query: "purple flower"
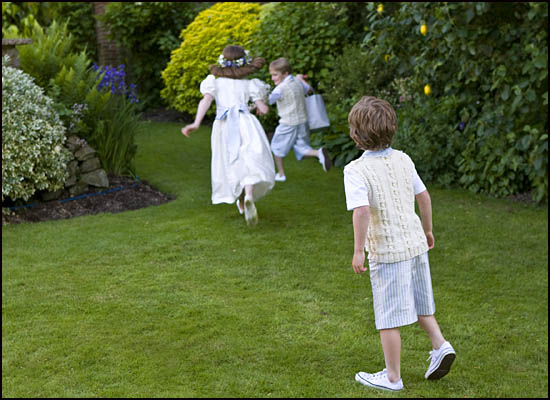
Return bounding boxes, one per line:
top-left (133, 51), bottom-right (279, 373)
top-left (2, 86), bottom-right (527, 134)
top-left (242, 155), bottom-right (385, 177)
top-left (458, 122), bottom-right (465, 131)
top-left (92, 64), bottom-right (139, 103)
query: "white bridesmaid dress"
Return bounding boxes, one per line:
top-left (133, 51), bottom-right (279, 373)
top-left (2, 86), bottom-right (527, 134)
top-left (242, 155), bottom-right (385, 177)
top-left (199, 74), bottom-right (275, 205)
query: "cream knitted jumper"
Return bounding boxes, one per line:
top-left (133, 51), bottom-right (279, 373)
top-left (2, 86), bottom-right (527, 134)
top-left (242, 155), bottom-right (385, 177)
top-left (275, 77), bottom-right (308, 126)
top-left (345, 150), bottom-right (428, 263)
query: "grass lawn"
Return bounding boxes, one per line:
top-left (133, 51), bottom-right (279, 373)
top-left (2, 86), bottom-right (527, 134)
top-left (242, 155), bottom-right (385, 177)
top-left (2, 121), bottom-right (548, 398)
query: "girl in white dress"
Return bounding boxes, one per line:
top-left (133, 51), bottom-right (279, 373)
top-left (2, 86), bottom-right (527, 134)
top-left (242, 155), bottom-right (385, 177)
top-left (182, 45), bottom-right (275, 226)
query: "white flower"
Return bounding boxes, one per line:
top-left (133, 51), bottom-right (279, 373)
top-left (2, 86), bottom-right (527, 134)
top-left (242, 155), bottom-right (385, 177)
top-left (217, 50), bottom-right (252, 68)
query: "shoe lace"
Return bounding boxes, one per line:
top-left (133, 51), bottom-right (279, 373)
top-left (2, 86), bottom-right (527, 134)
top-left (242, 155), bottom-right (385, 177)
top-left (372, 369), bottom-right (388, 378)
top-left (426, 350), bottom-right (434, 362)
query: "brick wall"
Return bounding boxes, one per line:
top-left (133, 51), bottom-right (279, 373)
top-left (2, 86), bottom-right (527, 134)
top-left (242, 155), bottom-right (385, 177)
top-left (93, 2), bottom-right (122, 66)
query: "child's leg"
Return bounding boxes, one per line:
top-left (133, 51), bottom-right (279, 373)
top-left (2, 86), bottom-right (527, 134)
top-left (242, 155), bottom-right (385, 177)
top-left (274, 156), bottom-right (285, 177)
top-left (244, 184), bottom-right (254, 200)
top-left (293, 124), bottom-right (317, 159)
top-left (271, 124), bottom-right (295, 178)
top-left (237, 190), bottom-right (245, 211)
top-left (380, 328), bottom-right (401, 382)
top-left (302, 149), bottom-right (319, 157)
top-left (243, 184), bottom-right (257, 226)
top-left (417, 315), bottom-right (445, 350)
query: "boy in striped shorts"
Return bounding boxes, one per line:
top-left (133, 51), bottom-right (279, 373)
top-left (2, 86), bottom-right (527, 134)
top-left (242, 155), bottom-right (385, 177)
top-left (268, 58), bottom-right (332, 182)
top-left (344, 96), bottom-right (455, 392)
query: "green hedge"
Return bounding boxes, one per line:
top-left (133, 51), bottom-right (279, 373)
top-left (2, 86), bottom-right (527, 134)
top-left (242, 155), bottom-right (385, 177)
top-left (320, 2), bottom-right (548, 202)
top-left (99, 2), bottom-right (208, 110)
top-left (250, 2), bottom-right (369, 133)
top-left (161, 2), bottom-right (262, 115)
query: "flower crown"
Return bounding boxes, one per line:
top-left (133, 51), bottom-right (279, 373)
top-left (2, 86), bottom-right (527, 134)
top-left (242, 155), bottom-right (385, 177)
top-left (217, 50), bottom-right (252, 68)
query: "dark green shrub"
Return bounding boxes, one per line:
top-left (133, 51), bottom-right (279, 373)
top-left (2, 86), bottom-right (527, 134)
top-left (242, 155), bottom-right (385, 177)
top-left (250, 2), bottom-right (370, 133)
top-left (99, 2), bottom-right (209, 110)
top-left (1, 2), bottom-right (56, 37)
top-left (92, 95), bottom-right (141, 176)
top-left (316, 2), bottom-right (547, 202)
top-left (315, 43), bottom-right (401, 167)
top-left (17, 20), bottom-right (140, 176)
top-left (49, 2), bottom-right (97, 61)
top-left (251, 2), bottom-right (368, 88)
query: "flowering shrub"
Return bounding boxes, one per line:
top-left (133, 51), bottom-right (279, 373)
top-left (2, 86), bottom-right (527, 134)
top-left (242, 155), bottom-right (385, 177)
top-left (2, 57), bottom-right (71, 203)
top-left (92, 64), bottom-right (139, 103)
top-left (315, 2), bottom-right (547, 202)
top-left (161, 2), bottom-right (262, 114)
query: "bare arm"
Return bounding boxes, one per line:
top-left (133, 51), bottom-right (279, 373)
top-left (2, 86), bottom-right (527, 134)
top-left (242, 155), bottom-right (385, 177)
top-left (181, 94), bottom-right (214, 137)
top-left (352, 206), bottom-right (370, 274)
top-left (415, 190), bottom-right (434, 249)
top-left (254, 99), bottom-right (269, 115)
top-left (295, 74), bottom-right (313, 94)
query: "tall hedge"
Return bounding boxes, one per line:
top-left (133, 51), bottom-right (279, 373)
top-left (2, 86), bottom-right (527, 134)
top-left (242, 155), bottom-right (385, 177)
top-left (99, 2), bottom-right (208, 110)
top-left (160, 2), bottom-right (262, 115)
top-left (250, 2), bottom-right (368, 88)
top-left (248, 2), bottom-right (369, 133)
top-left (321, 2), bottom-right (548, 202)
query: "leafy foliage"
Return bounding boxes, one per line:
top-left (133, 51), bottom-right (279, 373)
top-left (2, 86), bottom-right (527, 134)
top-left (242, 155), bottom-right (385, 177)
top-left (318, 2), bottom-right (548, 202)
top-left (99, 2), bottom-right (208, 110)
top-left (250, 2), bottom-right (370, 133)
top-left (160, 2), bottom-right (262, 114)
top-left (16, 20), bottom-right (82, 89)
top-left (252, 2), bottom-right (367, 89)
top-left (48, 2), bottom-right (97, 61)
top-left (91, 96), bottom-right (141, 176)
top-left (17, 20), bottom-right (140, 177)
top-left (2, 57), bottom-right (71, 203)
top-left (1, 1), bottom-right (56, 37)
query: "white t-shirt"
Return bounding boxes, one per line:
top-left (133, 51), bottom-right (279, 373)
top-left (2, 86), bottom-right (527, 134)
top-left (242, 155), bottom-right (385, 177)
top-left (344, 148), bottom-right (426, 210)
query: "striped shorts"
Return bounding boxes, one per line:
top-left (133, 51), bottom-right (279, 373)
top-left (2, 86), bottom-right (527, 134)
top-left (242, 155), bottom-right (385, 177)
top-left (368, 252), bottom-right (436, 330)
top-left (270, 122), bottom-right (312, 160)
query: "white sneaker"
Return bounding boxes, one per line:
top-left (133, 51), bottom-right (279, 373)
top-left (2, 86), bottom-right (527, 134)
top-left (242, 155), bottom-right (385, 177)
top-left (355, 369), bottom-right (403, 391)
top-left (235, 199), bottom-right (244, 215)
top-left (275, 172), bottom-right (286, 182)
top-left (318, 147), bottom-right (332, 172)
top-left (244, 195), bottom-right (258, 226)
top-left (425, 341), bottom-right (456, 380)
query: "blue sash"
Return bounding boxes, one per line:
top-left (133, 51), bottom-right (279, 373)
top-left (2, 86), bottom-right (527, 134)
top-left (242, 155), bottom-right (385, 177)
top-left (215, 104), bottom-right (249, 164)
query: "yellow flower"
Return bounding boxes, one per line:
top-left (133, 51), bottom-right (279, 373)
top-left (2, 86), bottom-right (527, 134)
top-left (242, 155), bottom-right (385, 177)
top-left (420, 24), bottom-right (428, 36)
top-left (377, 4), bottom-right (384, 14)
top-left (384, 54), bottom-right (391, 62)
top-left (424, 84), bottom-right (431, 96)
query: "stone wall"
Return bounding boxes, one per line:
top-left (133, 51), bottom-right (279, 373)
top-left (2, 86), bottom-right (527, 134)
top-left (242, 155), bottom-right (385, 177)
top-left (41, 136), bottom-right (109, 202)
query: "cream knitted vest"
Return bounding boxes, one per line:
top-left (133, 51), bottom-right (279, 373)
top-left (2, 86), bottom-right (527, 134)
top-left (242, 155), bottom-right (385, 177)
top-left (346, 150), bottom-right (428, 263)
top-left (275, 77), bottom-right (308, 126)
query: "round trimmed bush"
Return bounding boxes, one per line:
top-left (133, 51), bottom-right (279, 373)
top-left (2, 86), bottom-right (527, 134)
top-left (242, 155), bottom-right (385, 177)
top-left (2, 56), bottom-right (71, 203)
top-left (160, 2), bottom-right (262, 114)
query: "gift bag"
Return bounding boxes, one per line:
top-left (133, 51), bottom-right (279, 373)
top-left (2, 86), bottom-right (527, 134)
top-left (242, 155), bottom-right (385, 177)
top-left (305, 94), bottom-right (330, 130)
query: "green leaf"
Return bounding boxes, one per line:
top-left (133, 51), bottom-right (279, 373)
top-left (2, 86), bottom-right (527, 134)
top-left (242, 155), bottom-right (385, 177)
top-left (465, 8), bottom-right (475, 23)
top-left (500, 85), bottom-right (510, 101)
top-left (534, 54), bottom-right (547, 69)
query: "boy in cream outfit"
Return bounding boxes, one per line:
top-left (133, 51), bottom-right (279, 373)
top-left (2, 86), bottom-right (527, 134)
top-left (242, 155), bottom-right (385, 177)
top-left (268, 58), bottom-right (332, 181)
top-left (344, 96), bottom-right (455, 392)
